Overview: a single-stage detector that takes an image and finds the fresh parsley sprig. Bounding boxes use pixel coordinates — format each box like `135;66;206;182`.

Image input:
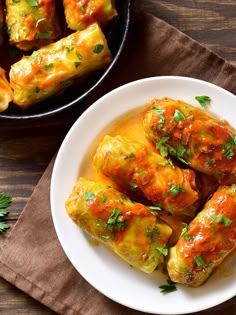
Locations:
195;95;212;107
0;193;12;233
159;279;177;294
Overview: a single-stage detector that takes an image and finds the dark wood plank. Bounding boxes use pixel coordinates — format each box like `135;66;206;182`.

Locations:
0;0;235;314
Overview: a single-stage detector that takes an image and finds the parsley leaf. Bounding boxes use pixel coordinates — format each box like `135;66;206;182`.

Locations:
173;109;185;122
84;191;95;201
105;208;128;240
179;222;188;238
195;96;211;107
220;137;236;159
166;183;186;197
0;193;12;233
124;152;135;160
147;203;162;216
93;44;104;54
159;279;177;294
193;255;206;267
210;214;232;227
155;246;168;256
152;107;165;130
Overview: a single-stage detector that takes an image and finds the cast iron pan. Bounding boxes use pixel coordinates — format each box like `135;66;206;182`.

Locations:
0;0;132;120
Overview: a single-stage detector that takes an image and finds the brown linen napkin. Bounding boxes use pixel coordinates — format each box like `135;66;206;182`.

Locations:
0;13;236;315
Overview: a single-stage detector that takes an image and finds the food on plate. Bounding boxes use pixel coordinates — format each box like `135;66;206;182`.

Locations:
0;67;13;112
63;0;117;31
65;177;172;273
0;1;4;46
167;185;236;287
5;0;61;51
143;97;236;184
10;23;112;109
93;135;199;217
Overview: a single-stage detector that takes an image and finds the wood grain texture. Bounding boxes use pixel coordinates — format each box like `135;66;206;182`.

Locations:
0;0;235;314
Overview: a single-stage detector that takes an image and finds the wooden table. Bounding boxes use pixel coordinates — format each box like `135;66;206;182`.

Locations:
0;1;235;314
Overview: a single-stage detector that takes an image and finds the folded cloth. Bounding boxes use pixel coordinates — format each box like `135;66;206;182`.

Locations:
0;13;235;315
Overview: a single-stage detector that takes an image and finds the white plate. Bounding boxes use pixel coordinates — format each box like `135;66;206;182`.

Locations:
50;76;236;314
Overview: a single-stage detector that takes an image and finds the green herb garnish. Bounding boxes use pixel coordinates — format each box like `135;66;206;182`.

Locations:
124;152;135;160
210;214;232;227
105;208;128;240
152;107;165;130
0;193;12;233
173;109;185;122
155;246;168;256
193;255;206;267
195;96;211;107
84;191;95;201
166;183;186;197
159;279;177;294
93;44;104;54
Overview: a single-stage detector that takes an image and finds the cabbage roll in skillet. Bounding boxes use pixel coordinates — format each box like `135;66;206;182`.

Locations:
0;67;13;112
65;177;172;273
93;135;199;217
167;185;236;287
63;0;117;31
0;0;4;46
6;0;61;51
10;23;112;109
143;98;236;185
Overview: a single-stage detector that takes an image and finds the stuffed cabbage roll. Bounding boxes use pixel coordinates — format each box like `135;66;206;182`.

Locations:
0;1;4;46
93;135;199;217
0;67;13;112
6;0;61;51
167;185;236;287
10;23;112;109
143;98;236;184
63;0;117;31
65;177;172;273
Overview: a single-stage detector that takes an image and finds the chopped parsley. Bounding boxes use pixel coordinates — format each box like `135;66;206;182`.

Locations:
147;203;162;216
210;214;232;227
152;107;165;130
44;63;53;71
155;246;168;256
0;193;12;233
184;233;193;241
93;44;104;54
156;137;189;164
145;226;160;242
105;208;128;240
166;183;186;197
80;6;86;13
173;109;185;122
195;96;212;107
35;87;40;93
124;152;135;160
84;191;95;201
76;51;83;60
179;222;188;238
220;137;236;159
74;61;81;68
193;255;206;267
100;195;107;203
159;279;177;294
